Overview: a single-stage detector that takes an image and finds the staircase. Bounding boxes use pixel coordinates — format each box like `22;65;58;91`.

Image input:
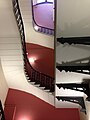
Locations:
56;31;90;118
56;0;90;119
12;0;54;92
56;41;90;119
0;0;54;108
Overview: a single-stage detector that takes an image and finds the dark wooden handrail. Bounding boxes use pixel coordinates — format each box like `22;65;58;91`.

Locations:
12;0;54;92
57;36;90;45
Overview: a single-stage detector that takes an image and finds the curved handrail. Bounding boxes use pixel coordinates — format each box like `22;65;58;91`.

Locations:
12;0;54;92
31;0;54;35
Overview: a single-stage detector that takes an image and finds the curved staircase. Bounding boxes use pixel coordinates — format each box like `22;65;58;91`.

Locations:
12;0;54;93
0;0;54;109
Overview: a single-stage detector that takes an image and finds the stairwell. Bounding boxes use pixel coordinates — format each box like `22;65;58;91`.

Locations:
0;0;54;111
56;0;90;120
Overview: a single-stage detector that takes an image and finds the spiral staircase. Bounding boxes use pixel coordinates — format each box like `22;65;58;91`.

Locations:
0;0;55;111
1;0;90;120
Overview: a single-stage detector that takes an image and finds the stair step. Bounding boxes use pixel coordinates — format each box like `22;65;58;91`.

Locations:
24;71;27;74
27;79;31;82
39;87;45;89
25;74;29;77
30;82;35;84
44;89;50;92
35;81;40;84
34;84;40;87
49;92;53;95
26;76;29;79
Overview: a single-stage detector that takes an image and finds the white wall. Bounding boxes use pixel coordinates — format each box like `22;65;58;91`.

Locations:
56;0;90;38
0;0;20;37
0;60;8;107
0;0;16;107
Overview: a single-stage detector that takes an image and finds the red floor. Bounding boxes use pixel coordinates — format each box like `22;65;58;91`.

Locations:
33;3;54;29
26;43;54;77
4;89;80;120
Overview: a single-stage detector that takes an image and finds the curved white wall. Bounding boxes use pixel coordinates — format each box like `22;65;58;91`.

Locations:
0;60;8;107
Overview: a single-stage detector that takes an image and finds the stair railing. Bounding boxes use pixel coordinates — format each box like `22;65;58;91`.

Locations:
56;81;90;101
57;36;90;45
12;0;54;92
56;56;90;75
57;36;90;74
56;96;86;114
